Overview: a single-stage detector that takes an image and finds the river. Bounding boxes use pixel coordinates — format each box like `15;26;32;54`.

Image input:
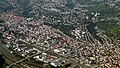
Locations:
0;44;19;63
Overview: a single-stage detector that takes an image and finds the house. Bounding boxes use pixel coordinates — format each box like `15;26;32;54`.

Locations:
50;60;61;67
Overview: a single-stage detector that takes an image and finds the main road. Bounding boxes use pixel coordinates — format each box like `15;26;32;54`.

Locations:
13;39;88;68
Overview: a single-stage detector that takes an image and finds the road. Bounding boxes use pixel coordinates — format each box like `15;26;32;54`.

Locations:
8;48;50;68
13;39;88;68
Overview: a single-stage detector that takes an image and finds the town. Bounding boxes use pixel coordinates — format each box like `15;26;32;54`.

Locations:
0;0;120;68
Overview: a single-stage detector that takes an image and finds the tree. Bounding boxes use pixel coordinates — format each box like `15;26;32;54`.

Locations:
0;19;5;23
0;54;5;68
0;31;3;38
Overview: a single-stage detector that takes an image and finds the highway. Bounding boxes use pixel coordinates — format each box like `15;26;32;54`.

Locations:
10;39;88;68
8;47;50;68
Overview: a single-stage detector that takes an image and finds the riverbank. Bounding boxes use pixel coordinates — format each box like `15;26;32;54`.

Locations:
0;43;46;67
